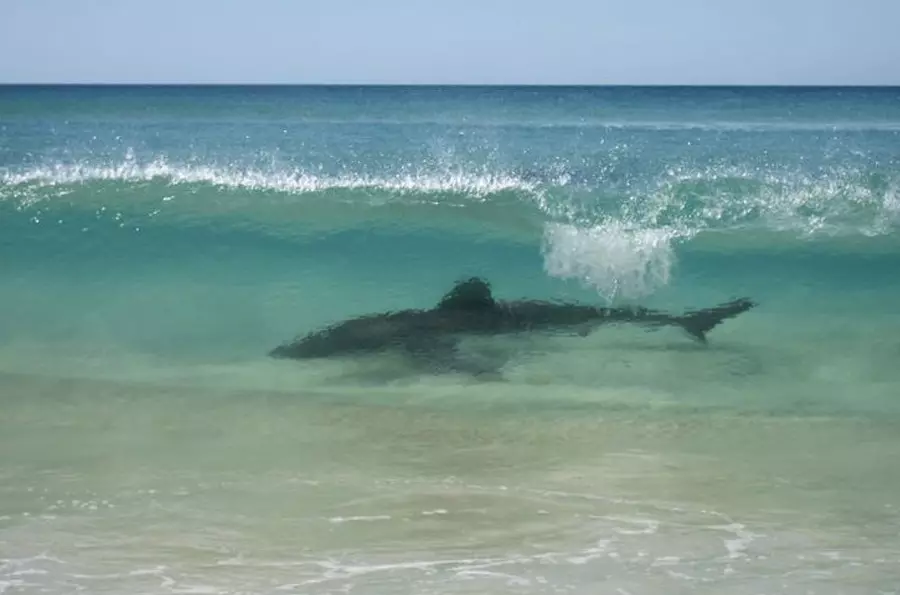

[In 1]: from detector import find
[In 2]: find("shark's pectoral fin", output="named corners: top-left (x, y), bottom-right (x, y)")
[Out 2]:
top-left (401, 336), bottom-right (505, 379)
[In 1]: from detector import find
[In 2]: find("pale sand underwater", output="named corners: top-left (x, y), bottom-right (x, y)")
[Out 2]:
top-left (2, 320), bottom-right (900, 594)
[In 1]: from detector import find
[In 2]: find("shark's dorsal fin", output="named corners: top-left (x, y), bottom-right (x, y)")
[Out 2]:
top-left (438, 277), bottom-right (496, 310)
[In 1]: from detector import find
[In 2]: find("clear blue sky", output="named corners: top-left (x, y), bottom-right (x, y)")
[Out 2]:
top-left (2, 0), bottom-right (898, 85)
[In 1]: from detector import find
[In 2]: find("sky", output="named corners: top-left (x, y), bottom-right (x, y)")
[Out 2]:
top-left (1, 0), bottom-right (898, 85)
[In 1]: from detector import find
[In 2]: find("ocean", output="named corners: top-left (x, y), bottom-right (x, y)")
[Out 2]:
top-left (1, 85), bottom-right (899, 594)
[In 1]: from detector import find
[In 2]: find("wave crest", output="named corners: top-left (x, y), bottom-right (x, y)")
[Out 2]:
top-left (3, 154), bottom-right (899, 302)
top-left (0, 153), bottom-right (538, 201)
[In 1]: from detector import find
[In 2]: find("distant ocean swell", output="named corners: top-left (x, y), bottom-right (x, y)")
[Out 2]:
top-left (2, 153), bottom-right (899, 301)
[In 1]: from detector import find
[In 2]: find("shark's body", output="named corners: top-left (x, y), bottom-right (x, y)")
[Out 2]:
top-left (269, 278), bottom-right (756, 375)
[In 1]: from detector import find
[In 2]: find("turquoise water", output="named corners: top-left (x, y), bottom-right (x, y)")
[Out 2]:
top-left (2, 86), bottom-right (900, 593)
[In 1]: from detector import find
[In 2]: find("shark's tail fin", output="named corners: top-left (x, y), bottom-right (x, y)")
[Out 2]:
top-left (677, 297), bottom-right (756, 343)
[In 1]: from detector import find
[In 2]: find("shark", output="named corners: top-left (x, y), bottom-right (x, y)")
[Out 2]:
top-left (269, 277), bottom-right (757, 376)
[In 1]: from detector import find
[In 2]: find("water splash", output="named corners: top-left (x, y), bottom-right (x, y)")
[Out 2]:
top-left (542, 222), bottom-right (685, 303)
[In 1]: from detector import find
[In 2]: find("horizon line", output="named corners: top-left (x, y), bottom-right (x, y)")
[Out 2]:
top-left (2, 82), bottom-right (900, 89)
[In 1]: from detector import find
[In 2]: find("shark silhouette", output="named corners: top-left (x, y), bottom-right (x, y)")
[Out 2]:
top-left (269, 277), bottom-right (756, 376)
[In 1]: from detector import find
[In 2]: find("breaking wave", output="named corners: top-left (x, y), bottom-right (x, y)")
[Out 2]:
top-left (2, 153), bottom-right (899, 301)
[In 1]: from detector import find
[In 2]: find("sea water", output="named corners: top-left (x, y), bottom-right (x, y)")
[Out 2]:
top-left (1, 85), bottom-right (899, 593)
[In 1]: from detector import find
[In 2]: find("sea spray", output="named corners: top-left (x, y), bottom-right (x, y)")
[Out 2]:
top-left (542, 222), bottom-right (685, 302)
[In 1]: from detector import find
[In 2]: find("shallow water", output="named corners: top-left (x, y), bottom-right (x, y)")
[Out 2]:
top-left (3, 373), bottom-right (900, 594)
top-left (2, 85), bottom-right (900, 593)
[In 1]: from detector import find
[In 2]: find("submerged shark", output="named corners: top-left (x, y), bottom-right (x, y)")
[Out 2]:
top-left (269, 278), bottom-right (756, 376)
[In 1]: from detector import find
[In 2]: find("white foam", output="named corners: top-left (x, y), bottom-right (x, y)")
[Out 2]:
top-left (653, 163), bottom-right (900, 238)
top-left (0, 155), bottom-right (538, 200)
top-left (714, 522), bottom-right (759, 560)
top-left (0, 579), bottom-right (23, 594)
top-left (170, 586), bottom-right (222, 594)
top-left (542, 221), bottom-right (685, 302)
top-left (455, 569), bottom-right (530, 586)
top-left (566, 539), bottom-right (612, 565)
top-left (608, 517), bottom-right (661, 535)
top-left (8, 569), bottom-right (47, 577)
top-left (328, 515), bottom-right (392, 523)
